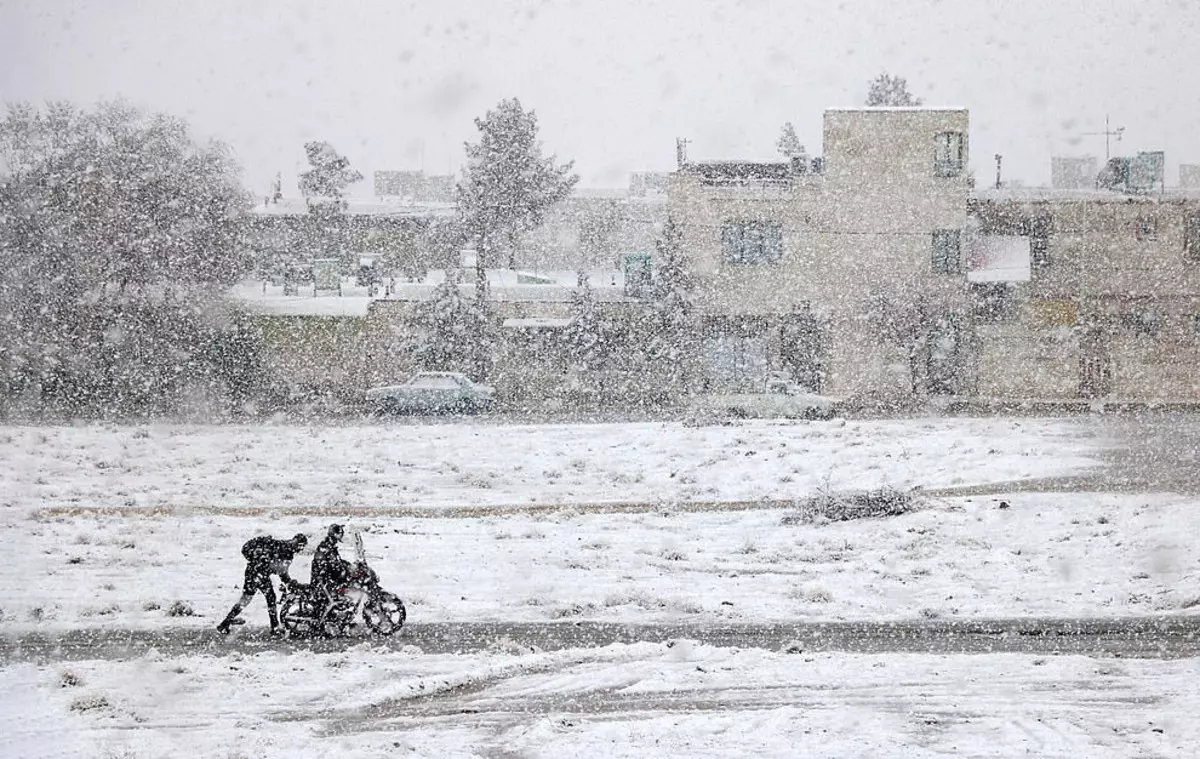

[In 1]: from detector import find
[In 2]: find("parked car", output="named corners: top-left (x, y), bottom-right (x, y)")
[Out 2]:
top-left (690, 378), bottom-right (839, 421)
top-left (365, 372), bottom-right (495, 414)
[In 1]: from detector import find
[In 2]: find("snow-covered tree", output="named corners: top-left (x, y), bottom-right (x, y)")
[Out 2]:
top-left (298, 142), bottom-right (361, 264)
top-left (414, 272), bottom-right (493, 378)
top-left (866, 73), bottom-right (923, 107)
top-left (865, 284), bottom-right (961, 397)
top-left (456, 98), bottom-right (579, 282)
top-left (578, 200), bottom-right (622, 269)
top-left (776, 122), bottom-right (806, 160)
top-left (298, 141), bottom-right (362, 199)
top-left (645, 217), bottom-right (695, 388)
top-left (0, 100), bottom-right (257, 416)
top-left (564, 274), bottom-right (604, 371)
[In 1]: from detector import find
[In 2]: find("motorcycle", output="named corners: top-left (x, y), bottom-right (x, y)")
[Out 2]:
top-left (279, 538), bottom-right (406, 638)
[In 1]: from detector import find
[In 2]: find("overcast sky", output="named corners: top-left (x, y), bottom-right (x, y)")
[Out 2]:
top-left (2, 0), bottom-right (1197, 196)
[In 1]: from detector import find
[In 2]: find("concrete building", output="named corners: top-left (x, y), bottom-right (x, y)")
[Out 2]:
top-left (968, 190), bottom-right (1200, 402)
top-left (666, 108), bottom-right (1200, 405)
top-left (668, 107), bottom-right (972, 401)
top-left (374, 170), bottom-right (456, 203)
top-left (1051, 156), bottom-right (1098, 190)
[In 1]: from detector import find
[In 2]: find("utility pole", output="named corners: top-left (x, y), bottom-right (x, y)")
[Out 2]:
top-left (1081, 114), bottom-right (1125, 162)
top-left (675, 137), bottom-right (691, 170)
top-left (994, 154), bottom-right (1002, 189)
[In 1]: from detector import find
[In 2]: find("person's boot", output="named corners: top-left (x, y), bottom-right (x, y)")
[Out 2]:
top-left (216, 606), bottom-right (245, 634)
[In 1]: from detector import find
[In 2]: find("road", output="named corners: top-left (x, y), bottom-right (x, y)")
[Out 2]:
top-left (4, 617), bottom-right (1199, 663)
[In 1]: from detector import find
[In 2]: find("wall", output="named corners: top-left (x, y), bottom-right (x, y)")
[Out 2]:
top-left (256, 314), bottom-right (366, 399)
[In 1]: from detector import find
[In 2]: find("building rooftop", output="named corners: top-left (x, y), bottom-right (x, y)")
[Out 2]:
top-left (972, 187), bottom-right (1200, 203)
top-left (825, 106), bottom-right (968, 112)
top-left (684, 161), bottom-right (793, 183)
top-left (229, 268), bottom-right (631, 317)
top-left (250, 197), bottom-right (456, 217)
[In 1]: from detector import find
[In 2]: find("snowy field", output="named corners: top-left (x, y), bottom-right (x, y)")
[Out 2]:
top-left (5, 644), bottom-right (1198, 758)
top-left (4, 416), bottom-right (1199, 757)
top-left (3, 492), bottom-right (1199, 631)
top-left (1, 417), bottom-right (1098, 515)
top-left (0, 416), bottom-right (1129, 629)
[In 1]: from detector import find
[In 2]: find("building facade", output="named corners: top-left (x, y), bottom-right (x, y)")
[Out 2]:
top-left (969, 191), bottom-right (1200, 401)
top-left (669, 107), bottom-right (972, 401)
top-left (667, 107), bottom-right (1200, 405)
top-left (239, 107), bottom-right (1200, 409)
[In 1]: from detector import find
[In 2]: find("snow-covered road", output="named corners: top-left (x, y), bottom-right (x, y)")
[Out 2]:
top-left (4, 643), bottom-right (1198, 758)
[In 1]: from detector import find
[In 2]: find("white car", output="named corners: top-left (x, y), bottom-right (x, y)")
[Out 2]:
top-left (365, 372), bottom-right (496, 414)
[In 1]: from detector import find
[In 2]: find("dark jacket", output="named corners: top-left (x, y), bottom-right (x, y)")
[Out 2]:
top-left (241, 536), bottom-right (300, 583)
top-left (311, 536), bottom-right (352, 590)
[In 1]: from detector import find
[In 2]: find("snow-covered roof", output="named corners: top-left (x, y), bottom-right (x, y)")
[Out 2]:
top-left (572, 187), bottom-right (629, 199)
top-left (967, 236), bottom-right (1031, 283)
top-left (229, 268), bottom-right (629, 316)
top-left (973, 187), bottom-right (1200, 203)
top-left (227, 281), bottom-right (374, 317)
top-left (825, 106), bottom-right (968, 112)
top-left (250, 197), bottom-right (456, 217)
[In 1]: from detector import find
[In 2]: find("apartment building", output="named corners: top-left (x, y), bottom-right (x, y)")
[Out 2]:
top-left (969, 190), bottom-right (1200, 401)
top-left (667, 107), bottom-right (1200, 404)
top-left (668, 107), bottom-right (972, 400)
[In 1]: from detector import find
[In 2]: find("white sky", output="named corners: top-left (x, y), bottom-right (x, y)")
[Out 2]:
top-left (2, 0), bottom-right (1197, 195)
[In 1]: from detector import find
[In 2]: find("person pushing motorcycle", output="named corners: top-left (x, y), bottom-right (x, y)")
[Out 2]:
top-left (216, 532), bottom-right (308, 635)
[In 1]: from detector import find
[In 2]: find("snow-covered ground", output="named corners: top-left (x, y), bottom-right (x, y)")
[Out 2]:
top-left (5, 643), bottom-right (1198, 758)
top-left (5, 416), bottom-right (1198, 757)
top-left (0, 416), bottom-right (1131, 629)
top-left (0, 417), bottom-right (1098, 516)
top-left (3, 492), bottom-right (1198, 631)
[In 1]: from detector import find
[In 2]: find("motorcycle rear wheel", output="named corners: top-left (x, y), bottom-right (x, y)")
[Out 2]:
top-left (363, 593), bottom-right (406, 636)
top-left (280, 594), bottom-right (320, 638)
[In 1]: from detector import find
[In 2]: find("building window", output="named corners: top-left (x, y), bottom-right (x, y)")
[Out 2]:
top-left (934, 132), bottom-right (965, 177)
top-left (1186, 214), bottom-right (1200, 261)
top-left (931, 230), bottom-right (961, 274)
top-left (1119, 311), bottom-right (1160, 337)
top-left (721, 221), bottom-right (783, 265)
top-left (1030, 237), bottom-right (1051, 268)
top-left (1029, 214), bottom-right (1052, 268)
top-left (1135, 216), bottom-right (1158, 241)
top-left (971, 283), bottom-right (1017, 322)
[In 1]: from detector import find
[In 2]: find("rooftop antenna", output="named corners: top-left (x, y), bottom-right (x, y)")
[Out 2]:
top-left (1081, 114), bottom-right (1125, 162)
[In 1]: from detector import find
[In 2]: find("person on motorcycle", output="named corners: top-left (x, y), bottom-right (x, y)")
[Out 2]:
top-left (311, 524), bottom-right (355, 616)
top-left (216, 532), bottom-right (308, 635)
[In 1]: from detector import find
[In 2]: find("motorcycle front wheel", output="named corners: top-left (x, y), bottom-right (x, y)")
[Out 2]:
top-left (363, 592), bottom-right (406, 636)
